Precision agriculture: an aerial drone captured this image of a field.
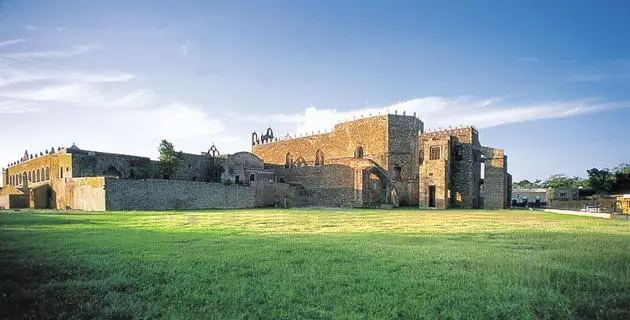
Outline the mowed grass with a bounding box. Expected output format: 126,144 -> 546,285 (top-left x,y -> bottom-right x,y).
1,209 -> 630,319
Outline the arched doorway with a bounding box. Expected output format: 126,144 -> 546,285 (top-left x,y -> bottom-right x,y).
103,166 -> 122,177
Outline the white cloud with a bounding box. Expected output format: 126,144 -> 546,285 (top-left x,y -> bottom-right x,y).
517,57 -> 540,62
0,67 -> 136,87
0,38 -> 28,47
240,96 -> 627,136
0,99 -> 35,114
120,102 -> 225,139
0,83 -> 157,109
0,44 -> 99,60
180,39 -> 192,56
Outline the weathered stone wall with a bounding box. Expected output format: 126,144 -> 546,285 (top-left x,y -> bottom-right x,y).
285,165 -> 356,207
419,135 -> 452,208
0,194 -> 28,209
252,182 -> 300,207
52,177 -> 106,210
419,127 -> 482,208
155,151 -> 271,185
70,150 -> 152,180
387,115 -> 423,205
104,178 -> 257,210
253,115 -> 390,168
481,146 -> 507,209
29,184 -> 50,209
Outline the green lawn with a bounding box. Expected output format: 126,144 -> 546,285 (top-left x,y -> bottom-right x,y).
1,209 -> 629,319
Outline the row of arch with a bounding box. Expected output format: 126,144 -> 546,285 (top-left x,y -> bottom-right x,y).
285,150 -> 325,168
8,167 -> 50,186
283,146 -> 365,168
7,166 -> 68,186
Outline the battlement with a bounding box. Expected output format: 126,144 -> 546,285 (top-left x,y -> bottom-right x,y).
5,146 -> 68,169
421,126 -> 478,137
252,112 -> 421,146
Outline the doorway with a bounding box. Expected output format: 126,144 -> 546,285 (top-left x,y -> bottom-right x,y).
428,185 -> 436,208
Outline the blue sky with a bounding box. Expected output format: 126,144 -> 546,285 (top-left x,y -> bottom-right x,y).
0,0 -> 628,184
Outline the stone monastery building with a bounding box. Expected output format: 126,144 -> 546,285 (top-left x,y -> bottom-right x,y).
1,113 -> 510,211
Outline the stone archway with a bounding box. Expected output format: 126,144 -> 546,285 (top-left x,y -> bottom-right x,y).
103,166 -> 122,178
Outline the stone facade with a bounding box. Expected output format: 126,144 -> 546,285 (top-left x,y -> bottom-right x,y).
1,113 -> 510,211
417,127 -> 509,209
105,178 -> 257,210
252,114 -> 423,207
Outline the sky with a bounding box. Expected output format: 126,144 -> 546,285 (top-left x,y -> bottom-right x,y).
0,0 -> 629,186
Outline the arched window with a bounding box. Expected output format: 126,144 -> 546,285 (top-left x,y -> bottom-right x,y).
285,152 -> 292,168
19,173 -> 23,185
354,146 -> 364,158
60,168 -> 63,178
9,175 -> 13,185
250,174 -> 255,181
315,150 -> 324,166
45,167 -> 50,180
36,169 -> 41,182
28,171 -> 32,182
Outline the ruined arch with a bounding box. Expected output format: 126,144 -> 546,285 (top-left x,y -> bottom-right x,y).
294,156 -> 308,167
103,166 -> 122,177
251,131 -> 259,145
354,146 -> 364,158
285,152 -> 292,168
315,149 -> 324,166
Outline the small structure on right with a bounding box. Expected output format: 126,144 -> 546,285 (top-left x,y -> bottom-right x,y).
418,127 -> 511,209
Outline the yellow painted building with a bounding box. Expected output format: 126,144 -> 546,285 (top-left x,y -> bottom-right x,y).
617,194 -> 630,214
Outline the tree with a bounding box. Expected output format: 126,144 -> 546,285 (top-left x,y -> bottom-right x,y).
586,168 -> 615,194
158,140 -> 182,179
612,163 -> 630,192
542,174 -> 589,189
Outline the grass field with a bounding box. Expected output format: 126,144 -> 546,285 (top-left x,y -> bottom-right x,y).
1,209 -> 630,319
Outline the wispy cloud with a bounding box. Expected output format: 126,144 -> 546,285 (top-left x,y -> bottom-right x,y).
180,39 -> 191,56
0,99 -> 37,114
517,57 -> 540,62
24,24 -> 37,31
0,67 -> 136,87
239,96 -> 627,136
564,73 -> 629,83
0,38 -> 28,47
119,102 -> 225,139
565,74 -> 610,83
0,83 -> 157,109
0,44 -> 99,60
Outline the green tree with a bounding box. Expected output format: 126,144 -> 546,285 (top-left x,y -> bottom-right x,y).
612,163 -> 630,192
158,139 -> 182,179
542,174 -> 588,189
586,168 -> 615,194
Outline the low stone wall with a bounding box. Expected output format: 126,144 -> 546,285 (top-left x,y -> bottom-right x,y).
104,178 -> 257,210
0,194 -> 28,209
285,165 -> 356,207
